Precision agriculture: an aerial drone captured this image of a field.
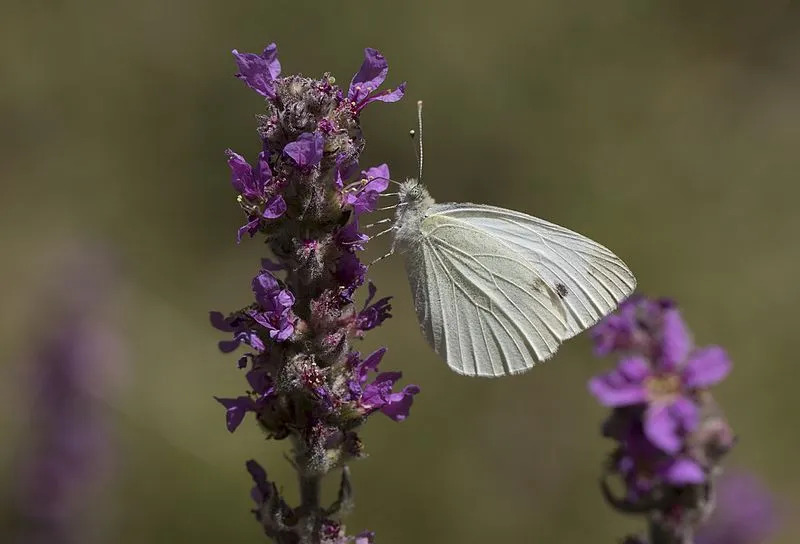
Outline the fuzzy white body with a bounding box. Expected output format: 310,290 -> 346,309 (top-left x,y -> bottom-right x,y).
393,179 -> 636,377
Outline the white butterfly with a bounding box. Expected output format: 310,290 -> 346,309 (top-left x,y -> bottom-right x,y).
383,102 -> 636,377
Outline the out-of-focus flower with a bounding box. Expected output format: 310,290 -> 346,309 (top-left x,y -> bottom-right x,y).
12,247 -> 122,544
696,471 -> 778,544
590,296 -> 735,543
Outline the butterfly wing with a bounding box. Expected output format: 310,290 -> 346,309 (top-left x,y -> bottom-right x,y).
429,203 -> 637,340
402,209 -> 569,377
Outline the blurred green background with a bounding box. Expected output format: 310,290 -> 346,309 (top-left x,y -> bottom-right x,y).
2,0 -> 798,542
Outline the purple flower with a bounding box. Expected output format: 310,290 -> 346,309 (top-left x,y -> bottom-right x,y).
227,149 -> 273,201
233,43 -> 281,99
209,310 -> 265,356
590,296 -> 674,357
348,48 -> 406,113
591,296 -> 737,542
284,132 -> 324,169
335,252 -> 367,302
589,307 -> 731,453
226,149 -> 286,243
348,348 -> 420,421
216,369 -> 275,432
356,282 -> 392,333
615,421 -> 705,500
695,471 -> 778,544
344,164 -> 391,215
250,271 -> 296,342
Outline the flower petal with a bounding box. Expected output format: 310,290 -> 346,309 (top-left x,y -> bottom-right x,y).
232,44 -> 280,99
663,457 -> 705,485
658,308 -> 692,370
644,403 -> 681,454
363,82 -> 406,105
210,311 -> 234,332
215,395 -> 256,432
261,194 -> 286,219
588,362 -> 648,407
683,346 -> 731,388
348,48 -> 389,102
283,132 -> 324,168
670,396 -> 699,433
381,384 -> 421,421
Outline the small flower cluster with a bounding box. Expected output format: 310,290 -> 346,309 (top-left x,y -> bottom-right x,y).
211,43 -> 418,543
588,296 -> 735,543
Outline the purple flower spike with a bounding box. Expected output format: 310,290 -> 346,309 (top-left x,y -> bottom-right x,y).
590,296 -> 736,542
284,132 -> 324,169
215,42 -> 412,542
233,43 -> 281,99
348,48 -> 406,113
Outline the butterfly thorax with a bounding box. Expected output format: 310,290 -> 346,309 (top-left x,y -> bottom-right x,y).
394,179 -> 435,251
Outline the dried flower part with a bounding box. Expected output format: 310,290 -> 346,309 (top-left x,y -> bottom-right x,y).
589,296 -> 735,542
212,43 -> 416,542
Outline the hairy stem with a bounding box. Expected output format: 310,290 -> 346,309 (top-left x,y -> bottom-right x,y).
648,520 -> 693,544
298,472 -> 323,544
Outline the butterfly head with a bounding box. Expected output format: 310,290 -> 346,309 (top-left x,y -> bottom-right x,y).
398,178 -> 432,208
393,178 -> 434,240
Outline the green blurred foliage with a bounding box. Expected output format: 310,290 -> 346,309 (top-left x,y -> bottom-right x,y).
1,0 -> 799,542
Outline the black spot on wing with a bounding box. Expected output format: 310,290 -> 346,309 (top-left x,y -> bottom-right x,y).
555,283 -> 568,298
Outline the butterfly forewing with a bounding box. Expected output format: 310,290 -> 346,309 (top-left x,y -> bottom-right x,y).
427,204 -> 637,339
403,212 -> 569,377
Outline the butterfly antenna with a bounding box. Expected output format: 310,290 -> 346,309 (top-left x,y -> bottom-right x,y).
417,100 -> 424,182
408,100 -> 424,182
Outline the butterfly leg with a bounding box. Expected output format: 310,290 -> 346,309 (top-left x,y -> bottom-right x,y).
363,218 -> 394,229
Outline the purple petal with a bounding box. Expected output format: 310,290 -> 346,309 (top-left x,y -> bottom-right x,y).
246,369 -> 274,397
644,403 -> 681,454
588,361 -> 648,407
283,132 -> 324,168
232,44 -> 281,99
236,216 -> 261,243
361,164 -> 391,192
245,459 -> 272,504
210,311 -> 234,332
361,82 -> 406,106
670,396 -> 699,433
361,347 -> 387,374
261,194 -> 286,219
659,308 -> 692,369
214,396 -> 256,432
253,271 -> 280,297
381,384 -> 421,421
663,457 -> 705,485
260,257 -> 285,271
618,357 -> 650,382
226,150 -> 255,196
218,339 -> 241,353
260,43 -> 281,79
348,48 -> 389,102
683,346 -> 731,388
